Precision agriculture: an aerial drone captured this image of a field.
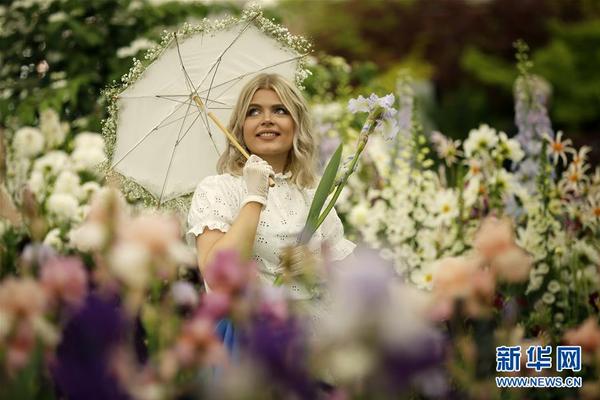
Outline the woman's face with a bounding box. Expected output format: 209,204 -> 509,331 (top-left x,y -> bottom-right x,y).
242,89 -> 295,169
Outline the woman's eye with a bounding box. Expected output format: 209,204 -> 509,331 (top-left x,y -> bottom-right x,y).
246,108 -> 260,117
274,107 -> 288,115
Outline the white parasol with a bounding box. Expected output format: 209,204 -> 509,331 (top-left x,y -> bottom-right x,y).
103,9 -> 311,207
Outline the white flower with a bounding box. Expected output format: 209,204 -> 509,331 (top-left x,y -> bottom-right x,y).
39,109 -> 67,149
53,170 -> 81,197
27,170 -> 46,199
428,189 -> 458,224
80,181 -> 101,202
544,131 -> 573,166
348,202 -> 370,226
116,38 -> 156,58
12,127 -> 45,158
48,11 -> 67,23
410,262 -> 438,291
109,243 -> 151,289
33,150 -> 70,175
463,176 -> 481,208
430,131 -> 462,165
547,280 -> 561,293
73,132 -> 105,151
494,132 -> 525,163
536,263 -> 550,274
492,169 -> 515,194
463,124 -> 498,157
69,222 -> 107,252
43,228 -> 63,249
526,271 -> 544,294
366,135 -> 391,177
75,205 -> 91,223
46,193 -> 79,223
71,146 -> 106,172
542,292 -> 556,305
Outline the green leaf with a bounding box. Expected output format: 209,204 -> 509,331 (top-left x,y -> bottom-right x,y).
299,142 -> 343,243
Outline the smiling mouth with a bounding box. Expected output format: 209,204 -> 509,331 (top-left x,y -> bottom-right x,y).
256,131 -> 280,137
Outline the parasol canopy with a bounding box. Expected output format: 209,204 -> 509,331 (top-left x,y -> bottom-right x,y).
104,10 -> 311,206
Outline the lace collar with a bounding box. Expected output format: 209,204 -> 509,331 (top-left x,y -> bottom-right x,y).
274,170 -> 292,181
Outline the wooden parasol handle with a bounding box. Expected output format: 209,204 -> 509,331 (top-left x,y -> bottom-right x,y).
193,96 -> 275,187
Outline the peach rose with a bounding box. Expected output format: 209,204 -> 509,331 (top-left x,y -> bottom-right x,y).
490,246 -> 533,283
432,256 -> 479,299
473,216 -> 514,260
563,318 -> 600,353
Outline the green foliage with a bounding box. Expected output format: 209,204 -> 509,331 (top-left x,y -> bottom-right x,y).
0,0 -> 240,131
534,19 -> 600,129
461,47 -> 516,92
299,143 -> 343,244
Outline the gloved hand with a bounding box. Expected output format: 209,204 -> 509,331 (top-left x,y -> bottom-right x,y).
241,155 -> 275,207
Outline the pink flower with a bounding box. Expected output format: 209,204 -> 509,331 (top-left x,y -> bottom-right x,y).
40,256 -> 88,308
0,277 -> 46,320
120,213 -> 180,256
171,281 -> 199,308
203,250 -> 256,295
432,257 -> 497,318
174,316 -> 223,367
198,291 -> 231,320
490,246 -> 532,283
432,256 -> 479,299
6,321 -> 36,372
563,318 -> 600,353
473,217 -> 515,260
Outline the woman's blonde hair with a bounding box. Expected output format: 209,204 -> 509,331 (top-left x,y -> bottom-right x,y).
216,73 -> 318,188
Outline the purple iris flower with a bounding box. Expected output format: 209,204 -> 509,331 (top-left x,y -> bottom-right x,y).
52,293 -> 131,400
240,314 -> 317,399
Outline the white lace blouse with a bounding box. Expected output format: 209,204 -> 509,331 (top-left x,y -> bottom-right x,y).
186,170 -> 356,291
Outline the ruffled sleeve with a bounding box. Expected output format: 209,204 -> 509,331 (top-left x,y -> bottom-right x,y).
186,174 -> 242,246
321,206 -> 356,261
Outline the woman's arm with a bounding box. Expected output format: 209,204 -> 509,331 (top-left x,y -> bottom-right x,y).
193,155 -> 274,274
195,201 -> 262,273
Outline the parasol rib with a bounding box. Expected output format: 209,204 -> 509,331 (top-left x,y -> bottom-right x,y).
175,33 -> 221,156
158,91 -> 195,205
192,14 -> 258,97
111,97 -> 198,169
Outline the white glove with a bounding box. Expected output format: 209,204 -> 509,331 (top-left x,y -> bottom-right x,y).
241,155 -> 275,207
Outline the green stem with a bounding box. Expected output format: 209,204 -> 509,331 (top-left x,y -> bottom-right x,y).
314,108 -> 383,231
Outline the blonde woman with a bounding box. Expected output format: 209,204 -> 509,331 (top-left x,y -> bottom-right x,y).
187,73 -> 355,291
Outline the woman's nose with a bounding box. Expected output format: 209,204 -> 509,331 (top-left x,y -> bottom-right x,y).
260,112 -> 273,124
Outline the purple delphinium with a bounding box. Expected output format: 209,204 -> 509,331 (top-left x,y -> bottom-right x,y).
52,293 -> 131,400
513,75 -> 554,192
381,332 -> 446,382
514,75 -> 554,155
240,314 -> 317,399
